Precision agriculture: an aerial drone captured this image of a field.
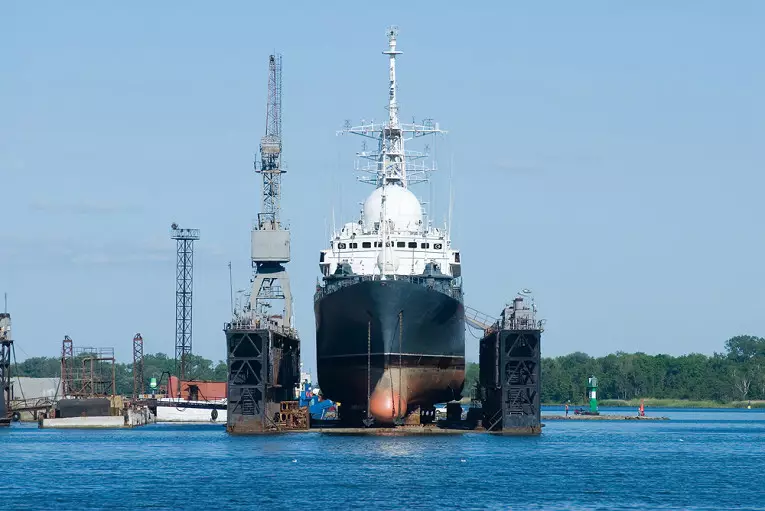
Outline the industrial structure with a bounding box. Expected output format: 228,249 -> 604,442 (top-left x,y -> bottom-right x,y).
225,53 -> 304,434
171,223 -> 200,384
133,333 -> 144,399
59,336 -> 116,399
1,313 -> 12,425
478,294 -> 543,434
250,53 -> 293,326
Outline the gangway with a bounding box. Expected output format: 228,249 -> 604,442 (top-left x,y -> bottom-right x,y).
464,306 -> 498,334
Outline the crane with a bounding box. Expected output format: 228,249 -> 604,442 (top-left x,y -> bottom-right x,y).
249,54 -> 294,332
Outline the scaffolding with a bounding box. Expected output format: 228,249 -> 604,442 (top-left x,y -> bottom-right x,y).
60,336 -> 116,398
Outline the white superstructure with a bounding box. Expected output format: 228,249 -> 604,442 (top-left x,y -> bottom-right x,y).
320,26 -> 460,280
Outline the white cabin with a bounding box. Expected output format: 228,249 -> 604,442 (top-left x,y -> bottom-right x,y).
319,184 -> 461,278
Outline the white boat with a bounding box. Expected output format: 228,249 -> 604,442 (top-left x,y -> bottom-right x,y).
154,397 -> 227,424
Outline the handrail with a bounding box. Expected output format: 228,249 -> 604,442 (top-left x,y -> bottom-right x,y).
224,319 -> 299,339
315,273 -> 462,301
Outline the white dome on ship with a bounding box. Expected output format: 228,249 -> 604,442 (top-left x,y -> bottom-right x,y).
362,185 -> 422,232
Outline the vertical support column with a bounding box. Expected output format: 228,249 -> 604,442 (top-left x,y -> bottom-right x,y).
0,313 -> 10,423
171,225 -> 199,391
133,333 -> 144,399
225,324 -> 303,434
499,329 -> 541,433
0,340 -> 11,422
175,237 -> 194,383
226,327 -> 267,433
479,327 -> 541,434
61,336 -> 74,397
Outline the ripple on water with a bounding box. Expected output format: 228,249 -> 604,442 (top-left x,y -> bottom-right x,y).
2,410 -> 764,511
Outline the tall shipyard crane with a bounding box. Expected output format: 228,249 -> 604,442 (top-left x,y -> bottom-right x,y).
250,54 -> 294,331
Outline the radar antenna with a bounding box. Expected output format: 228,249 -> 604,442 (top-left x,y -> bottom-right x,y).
338,26 -> 447,188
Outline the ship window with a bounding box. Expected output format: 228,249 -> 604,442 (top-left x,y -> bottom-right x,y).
408,242 -> 417,248
386,241 -> 391,247
320,252 -> 325,262
396,241 -> 405,248
455,252 -> 460,262
350,243 -> 358,249
362,242 -> 372,248
338,243 -> 346,249
421,243 -> 430,249
434,243 -> 443,250
374,241 -> 382,248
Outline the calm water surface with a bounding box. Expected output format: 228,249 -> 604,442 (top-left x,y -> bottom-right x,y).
2,408 -> 764,510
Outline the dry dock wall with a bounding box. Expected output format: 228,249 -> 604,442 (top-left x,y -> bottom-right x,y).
225,325 -> 302,434
479,328 -> 542,434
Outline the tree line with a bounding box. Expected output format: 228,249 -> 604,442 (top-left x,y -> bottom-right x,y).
14,335 -> 765,404
467,335 -> 765,404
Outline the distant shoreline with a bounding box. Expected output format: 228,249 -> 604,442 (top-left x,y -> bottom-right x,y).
542,399 -> 765,409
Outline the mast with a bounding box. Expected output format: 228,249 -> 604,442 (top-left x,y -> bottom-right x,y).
338,26 -> 447,189
383,26 -> 402,128
382,27 -> 404,187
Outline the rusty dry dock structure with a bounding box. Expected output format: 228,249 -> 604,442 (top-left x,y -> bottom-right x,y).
225,321 -> 303,433
224,52 -> 307,434
478,297 -> 542,434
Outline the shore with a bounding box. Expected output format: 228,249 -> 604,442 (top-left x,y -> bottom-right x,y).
544,399 -> 765,409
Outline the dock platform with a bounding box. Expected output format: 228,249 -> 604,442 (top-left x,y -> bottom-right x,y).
39,407 -> 156,429
310,425 -> 541,435
544,414 -> 669,421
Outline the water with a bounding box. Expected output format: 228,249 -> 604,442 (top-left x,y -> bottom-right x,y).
2,409 -> 764,510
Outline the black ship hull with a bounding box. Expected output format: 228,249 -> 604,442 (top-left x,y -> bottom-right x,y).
315,278 -> 465,422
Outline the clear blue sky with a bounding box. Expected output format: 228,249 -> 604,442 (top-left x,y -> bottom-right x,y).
2,2 -> 763,374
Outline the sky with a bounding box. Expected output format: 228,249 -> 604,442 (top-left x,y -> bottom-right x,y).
1,1 -> 764,376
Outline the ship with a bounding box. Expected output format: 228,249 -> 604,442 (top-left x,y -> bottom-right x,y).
314,26 -> 465,424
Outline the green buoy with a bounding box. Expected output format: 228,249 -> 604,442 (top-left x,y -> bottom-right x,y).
149,377 -> 158,390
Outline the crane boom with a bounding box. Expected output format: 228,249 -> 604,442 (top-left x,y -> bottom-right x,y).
249,53 -> 294,331
257,54 -> 283,231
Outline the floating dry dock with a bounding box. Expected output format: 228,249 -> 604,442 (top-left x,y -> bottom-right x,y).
310,425 -> 541,435
38,398 -> 155,429
39,409 -> 155,429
